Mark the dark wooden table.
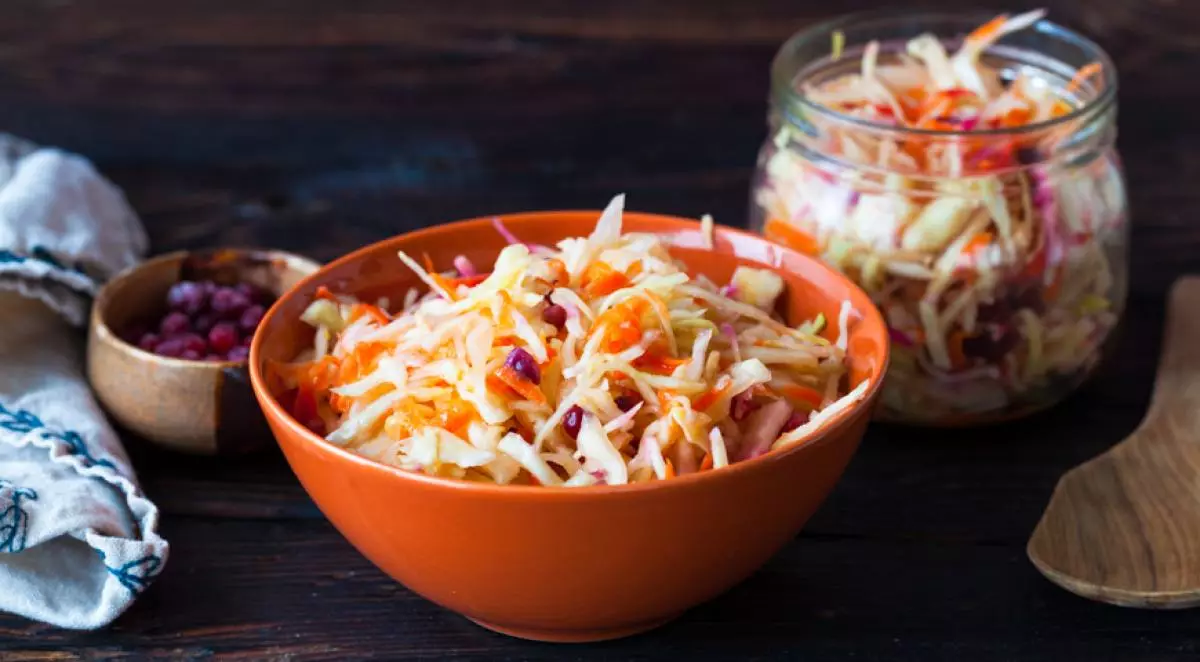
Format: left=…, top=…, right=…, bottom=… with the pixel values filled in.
left=1, top=0, right=1199, bottom=659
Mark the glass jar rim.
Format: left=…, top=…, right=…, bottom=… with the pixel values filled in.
left=771, top=10, right=1118, bottom=138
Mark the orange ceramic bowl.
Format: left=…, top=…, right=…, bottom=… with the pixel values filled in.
left=249, top=211, right=889, bottom=643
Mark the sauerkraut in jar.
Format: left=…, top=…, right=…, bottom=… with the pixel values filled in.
left=750, top=11, right=1127, bottom=425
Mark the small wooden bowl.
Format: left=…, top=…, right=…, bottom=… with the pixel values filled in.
left=88, top=249, right=319, bottom=455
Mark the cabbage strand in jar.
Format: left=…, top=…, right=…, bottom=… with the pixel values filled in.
left=750, top=10, right=1128, bottom=425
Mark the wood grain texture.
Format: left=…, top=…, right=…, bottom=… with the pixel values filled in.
left=0, top=0, right=1197, bottom=659
left=1029, top=277, right=1200, bottom=608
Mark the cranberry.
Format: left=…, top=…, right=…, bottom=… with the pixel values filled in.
left=614, top=394, right=640, bottom=412
left=504, top=347, right=540, bottom=384
left=562, top=406, right=584, bottom=439
left=239, top=305, right=265, bottom=332
left=159, top=311, right=191, bottom=335
left=979, top=284, right=1044, bottom=324
left=205, top=354, right=225, bottom=362
left=208, top=322, right=239, bottom=354
left=975, top=299, right=1012, bottom=325
left=962, top=328, right=1020, bottom=362
left=178, top=333, right=208, bottom=355
left=167, top=281, right=208, bottom=315
left=1015, top=146, right=1041, bottom=165
left=240, top=334, right=254, bottom=347
left=1012, top=286, right=1046, bottom=314
left=542, top=304, right=567, bottom=329
left=180, top=349, right=203, bottom=361
left=781, top=411, right=810, bottom=433
left=235, top=282, right=269, bottom=304
left=137, top=333, right=159, bottom=352
left=192, top=314, right=216, bottom=335
left=210, top=287, right=251, bottom=319
left=154, top=338, right=185, bottom=358
left=227, top=346, right=250, bottom=362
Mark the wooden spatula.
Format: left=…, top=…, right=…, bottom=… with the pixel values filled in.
left=1028, top=276, right=1200, bottom=608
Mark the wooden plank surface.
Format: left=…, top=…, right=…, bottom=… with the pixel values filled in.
left=0, top=0, right=1198, bottom=659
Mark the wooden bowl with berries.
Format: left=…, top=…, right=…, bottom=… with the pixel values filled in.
left=88, top=248, right=320, bottom=455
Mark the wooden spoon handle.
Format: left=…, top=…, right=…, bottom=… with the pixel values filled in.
left=1146, top=276, right=1200, bottom=420
left=1027, top=277, right=1200, bottom=607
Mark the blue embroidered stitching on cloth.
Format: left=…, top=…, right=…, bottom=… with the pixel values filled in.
left=0, top=400, right=164, bottom=593
left=0, top=247, right=88, bottom=276
left=96, top=550, right=161, bottom=594
left=0, top=480, right=37, bottom=553
left=0, top=402, right=115, bottom=470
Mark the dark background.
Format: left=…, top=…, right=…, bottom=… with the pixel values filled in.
left=1, top=0, right=1198, bottom=659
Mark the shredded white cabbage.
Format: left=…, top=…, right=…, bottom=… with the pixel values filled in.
left=278, top=194, right=864, bottom=485
left=759, top=10, right=1123, bottom=423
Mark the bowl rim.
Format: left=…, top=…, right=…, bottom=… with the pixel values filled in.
left=248, top=209, right=890, bottom=497
left=92, top=247, right=322, bottom=369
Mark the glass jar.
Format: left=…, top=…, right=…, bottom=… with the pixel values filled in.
left=750, top=12, right=1127, bottom=425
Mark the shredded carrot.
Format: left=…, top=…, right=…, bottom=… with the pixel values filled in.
left=965, top=13, right=1008, bottom=44
left=383, top=408, right=409, bottom=438
left=916, top=95, right=954, bottom=125
left=486, top=374, right=518, bottom=399
left=1066, top=61, right=1103, bottom=95
left=633, top=353, right=689, bottom=376
left=444, top=273, right=490, bottom=288
left=699, top=453, right=714, bottom=472
left=297, top=355, right=341, bottom=392
left=582, top=261, right=631, bottom=297
left=350, top=303, right=390, bottom=326
left=314, top=285, right=338, bottom=302
left=638, top=290, right=673, bottom=338
left=900, top=139, right=928, bottom=170
left=544, top=259, right=568, bottom=286
left=692, top=380, right=732, bottom=412
left=899, top=86, right=929, bottom=121
left=494, top=365, right=548, bottom=405
left=349, top=341, right=387, bottom=376
left=439, top=396, right=475, bottom=435
left=918, top=118, right=960, bottom=132
left=415, top=253, right=463, bottom=301
left=663, top=458, right=676, bottom=479
left=997, top=107, right=1033, bottom=128
left=427, top=272, right=459, bottom=302
left=607, top=370, right=631, bottom=383
left=764, top=217, right=820, bottom=255
left=591, top=299, right=646, bottom=353
left=782, top=384, right=824, bottom=410
left=333, top=380, right=394, bottom=414
left=962, top=231, right=994, bottom=260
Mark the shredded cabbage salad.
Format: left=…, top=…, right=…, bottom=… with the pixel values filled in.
left=271, top=195, right=869, bottom=486
left=754, top=10, right=1125, bottom=423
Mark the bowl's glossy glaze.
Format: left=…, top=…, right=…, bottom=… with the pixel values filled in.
left=89, top=248, right=319, bottom=455
left=249, top=211, right=889, bottom=642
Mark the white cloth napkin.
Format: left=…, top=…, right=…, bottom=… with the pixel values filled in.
left=0, top=135, right=167, bottom=629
